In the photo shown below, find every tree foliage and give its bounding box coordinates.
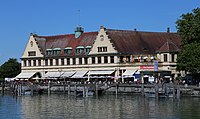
[176,8,200,74]
[0,58,21,79]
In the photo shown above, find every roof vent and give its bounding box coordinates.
[167,27,170,33]
[75,26,84,38]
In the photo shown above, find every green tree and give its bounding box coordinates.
[0,58,21,80]
[176,8,200,74]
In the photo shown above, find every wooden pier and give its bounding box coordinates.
[2,81,200,98]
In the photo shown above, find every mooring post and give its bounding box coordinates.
[177,82,180,99]
[141,77,144,97]
[173,83,176,99]
[74,84,77,96]
[48,81,51,95]
[2,81,5,95]
[83,82,85,97]
[68,82,70,95]
[115,82,118,95]
[95,81,98,97]
[155,83,159,99]
[63,81,66,94]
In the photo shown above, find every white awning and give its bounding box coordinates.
[71,70,88,78]
[15,72,39,79]
[62,71,76,78]
[122,69,137,76]
[44,72,64,78]
[87,70,114,75]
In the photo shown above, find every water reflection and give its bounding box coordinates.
[1,94,200,119]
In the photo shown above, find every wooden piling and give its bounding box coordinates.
[95,82,98,97]
[155,83,159,99]
[177,83,180,99]
[74,84,77,96]
[68,84,70,95]
[63,82,66,94]
[141,84,144,97]
[48,81,51,95]
[173,83,176,98]
[115,83,118,95]
[2,82,5,95]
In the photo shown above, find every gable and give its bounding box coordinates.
[22,34,43,58]
[89,26,118,55]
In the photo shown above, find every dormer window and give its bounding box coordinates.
[76,46,84,54]
[64,47,72,54]
[53,48,61,55]
[85,46,92,54]
[98,46,107,52]
[46,49,52,55]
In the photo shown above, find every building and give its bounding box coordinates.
[17,26,182,83]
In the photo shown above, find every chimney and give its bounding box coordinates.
[167,27,170,33]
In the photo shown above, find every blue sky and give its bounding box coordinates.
[0,0,199,65]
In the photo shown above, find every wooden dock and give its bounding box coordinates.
[2,82,200,97]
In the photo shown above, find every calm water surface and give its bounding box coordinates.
[1,94,200,119]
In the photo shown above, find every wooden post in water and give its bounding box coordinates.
[83,82,85,97]
[48,81,51,95]
[30,83,34,96]
[68,83,70,95]
[74,84,77,96]
[141,77,144,97]
[115,83,118,95]
[176,82,180,99]
[2,81,5,95]
[173,83,176,99]
[155,83,159,99]
[95,81,98,97]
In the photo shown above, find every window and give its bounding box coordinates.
[64,47,72,54]
[85,46,92,54]
[171,54,175,62]
[92,57,95,64]
[76,46,84,54]
[73,58,76,65]
[55,59,59,65]
[50,59,53,66]
[79,58,82,64]
[46,49,52,55]
[24,60,27,67]
[104,56,108,63]
[33,60,36,66]
[67,58,70,65]
[97,46,107,52]
[53,48,61,55]
[30,41,33,47]
[84,57,88,64]
[38,60,41,66]
[100,35,104,41]
[28,60,31,66]
[98,57,101,64]
[45,59,48,66]
[61,58,65,65]
[164,54,168,62]
[28,51,36,56]
[110,56,114,63]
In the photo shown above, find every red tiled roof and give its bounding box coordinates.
[34,28,182,57]
[106,29,181,55]
[35,32,98,57]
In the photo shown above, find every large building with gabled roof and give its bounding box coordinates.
[18,26,182,82]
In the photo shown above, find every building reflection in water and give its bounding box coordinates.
[19,94,200,119]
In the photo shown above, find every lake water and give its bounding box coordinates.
[1,94,200,119]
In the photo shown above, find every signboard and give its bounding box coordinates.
[154,60,158,71]
[140,66,154,70]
